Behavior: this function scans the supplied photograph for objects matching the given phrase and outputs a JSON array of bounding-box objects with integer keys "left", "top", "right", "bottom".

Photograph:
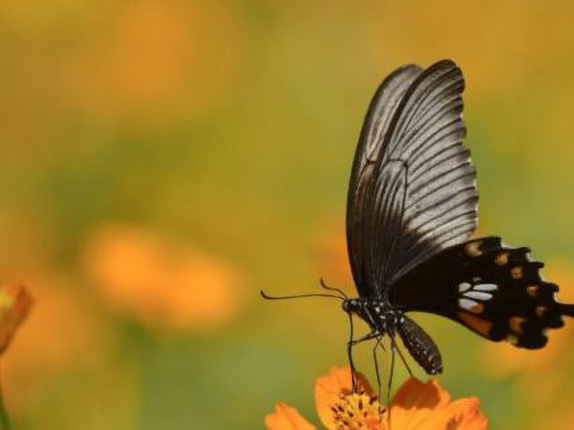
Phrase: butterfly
[{"left": 263, "top": 59, "right": 574, "bottom": 382}]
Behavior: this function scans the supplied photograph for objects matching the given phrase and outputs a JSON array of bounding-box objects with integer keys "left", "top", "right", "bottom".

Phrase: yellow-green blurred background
[{"left": 2, "top": 1, "right": 574, "bottom": 428}]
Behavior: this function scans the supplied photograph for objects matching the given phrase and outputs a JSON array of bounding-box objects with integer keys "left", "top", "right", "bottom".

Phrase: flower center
[{"left": 331, "top": 390, "right": 385, "bottom": 430}]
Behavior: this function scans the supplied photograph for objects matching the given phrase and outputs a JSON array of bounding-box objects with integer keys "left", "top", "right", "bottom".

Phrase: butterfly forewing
[
  {"left": 347, "top": 64, "right": 422, "bottom": 297},
  {"left": 346, "top": 60, "right": 478, "bottom": 300}
]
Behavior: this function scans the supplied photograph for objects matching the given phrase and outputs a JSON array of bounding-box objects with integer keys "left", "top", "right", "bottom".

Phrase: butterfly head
[{"left": 342, "top": 298, "right": 363, "bottom": 314}]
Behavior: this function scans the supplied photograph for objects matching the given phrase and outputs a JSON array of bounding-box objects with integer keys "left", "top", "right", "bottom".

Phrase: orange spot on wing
[
  {"left": 509, "top": 316, "right": 526, "bottom": 335},
  {"left": 495, "top": 252, "right": 509, "bottom": 265},
  {"left": 458, "top": 312, "right": 493, "bottom": 338},
  {"left": 511, "top": 266, "right": 524, "bottom": 279},
  {"left": 527, "top": 285, "right": 539, "bottom": 297},
  {"left": 465, "top": 241, "right": 482, "bottom": 257},
  {"left": 470, "top": 302, "right": 484, "bottom": 314}
]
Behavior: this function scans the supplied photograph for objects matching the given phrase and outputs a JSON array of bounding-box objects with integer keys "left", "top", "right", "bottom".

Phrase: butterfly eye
[{"left": 343, "top": 300, "right": 360, "bottom": 313}]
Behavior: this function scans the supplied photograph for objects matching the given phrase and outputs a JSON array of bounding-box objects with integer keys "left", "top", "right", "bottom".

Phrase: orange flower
[
  {"left": 265, "top": 366, "right": 487, "bottom": 430},
  {"left": 2, "top": 273, "right": 107, "bottom": 412}
]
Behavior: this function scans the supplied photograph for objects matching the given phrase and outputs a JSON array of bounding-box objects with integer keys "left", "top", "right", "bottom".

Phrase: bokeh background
[{"left": 2, "top": 1, "right": 574, "bottom": 429}]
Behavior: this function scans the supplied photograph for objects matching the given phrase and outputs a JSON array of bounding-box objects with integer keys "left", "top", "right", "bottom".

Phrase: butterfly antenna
[
  {"left": 319, "top": 277, "right": 348, "bottom": 299},
  {"left": 260, "top": 290, "right": 344, "bottom": 301}
]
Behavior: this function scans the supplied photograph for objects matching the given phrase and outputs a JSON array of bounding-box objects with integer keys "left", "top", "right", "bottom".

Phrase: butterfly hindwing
[{"left": 389, "top": 237, "right": 574, "bottom": 349}]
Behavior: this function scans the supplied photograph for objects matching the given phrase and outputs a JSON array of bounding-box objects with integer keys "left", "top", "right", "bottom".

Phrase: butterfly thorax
[{"left": 342, "top": 298, "right": 401, "bottom": 334}]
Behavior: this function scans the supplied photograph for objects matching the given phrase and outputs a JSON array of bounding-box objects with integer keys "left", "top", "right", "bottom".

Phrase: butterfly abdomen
[{"left": 396, "top": 314, "right": 442, "bottom": 375}]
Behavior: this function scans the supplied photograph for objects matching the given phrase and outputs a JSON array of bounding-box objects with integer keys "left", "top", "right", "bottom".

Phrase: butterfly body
[
  {"left": 262, "top": 59, "right": 574, "bottom": 379},
  {"left": 342, "top": 298, "right": 397, "bottom": 333},
  {"left": 342, "top": 59, "right": 574, "bottom": 376},
  {"left": 343, "top": 297, "right": 442, "bottom": 374}
]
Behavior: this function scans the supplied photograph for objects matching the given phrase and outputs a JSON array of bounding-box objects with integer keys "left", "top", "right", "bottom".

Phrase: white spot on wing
[
  {"left": 473, "top": 283, "right": 498, "bottom": 291},
  {"left": 464, "top": 291, "right": 493, "bottom": 301},
  {"left": 458, "top": 282, "right": 472, "bottom": 293},
  {"left": 459, "top": 298, "right": 478, "bottom": 311}
]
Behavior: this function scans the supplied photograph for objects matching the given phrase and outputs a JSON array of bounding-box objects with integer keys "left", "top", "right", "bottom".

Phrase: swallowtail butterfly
[{"left": 263, "top": 59, "right": 574, "bottom": 379}]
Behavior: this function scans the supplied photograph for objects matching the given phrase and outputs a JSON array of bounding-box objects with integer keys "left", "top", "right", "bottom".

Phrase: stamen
[{"left": 331, "top": 390, "right": 384, "bottom": 430}]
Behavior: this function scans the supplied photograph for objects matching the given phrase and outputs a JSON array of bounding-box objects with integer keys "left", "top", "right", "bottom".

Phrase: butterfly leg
[
  {"left": 385, "top": 334, "right": 398, "bottom": 426},
  {"left": 347, "top": 328, "right": 381, "bottom": 392},
  {"left": 394, "top": 341, "right": 414, "bottom": 377},
  {"left": 372, "top": 335, "right": 384, "bottom": 410},
  {"left": 346, "top": 311, "right": 357, "bottom": 390}
]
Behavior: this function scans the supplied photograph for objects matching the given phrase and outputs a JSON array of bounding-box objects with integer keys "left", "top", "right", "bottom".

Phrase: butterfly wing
[
  {"left": 347, "top": 60, "right": 478, "bottom": 298},
  {"left": 347, "top": 63, "right": 422, "bottom": 297},
  {"left": 389, "top": 237, "right": 574, "bottom": 349}
]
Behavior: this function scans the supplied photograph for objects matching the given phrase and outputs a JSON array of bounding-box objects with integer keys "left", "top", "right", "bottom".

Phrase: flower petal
[
  {"left": 265, "top": 403, "right": 317, "bottom": 430},
  {"left": 392, "top": 378, "right": 451, "bottom": 410},
  {"left": 315, "top": 366, "right": 373, "bottom": 430},
  {"left": 389, "top": 378, "right": 447, "bottom": 429},
  {"left": 388, "top": 378, "right": 487, "bottom": 430},
  {"left": 442, "top": 398, "right": 488, "bottom": 430}
]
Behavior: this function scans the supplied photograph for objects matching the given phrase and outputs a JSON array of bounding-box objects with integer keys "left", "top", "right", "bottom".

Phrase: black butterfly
[{"left": 263, "top": 59, "right": 574, "bottom": 381}]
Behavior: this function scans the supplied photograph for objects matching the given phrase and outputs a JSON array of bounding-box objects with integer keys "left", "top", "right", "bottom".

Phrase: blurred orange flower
[
  {"left": 0, "top": 284, "right": 33, "bottom": 355},
  {"left": 265, "top": 366, "right": 487, "bottom": 430},
  {"left": 84, "top": 223, "right": 244, "bottom": 333},
  {"left": 3, "top": 273, "right": 107, "bottom": 411},
  {"left": 64, "top": 0, "right": 244, "bottom": 124}
]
